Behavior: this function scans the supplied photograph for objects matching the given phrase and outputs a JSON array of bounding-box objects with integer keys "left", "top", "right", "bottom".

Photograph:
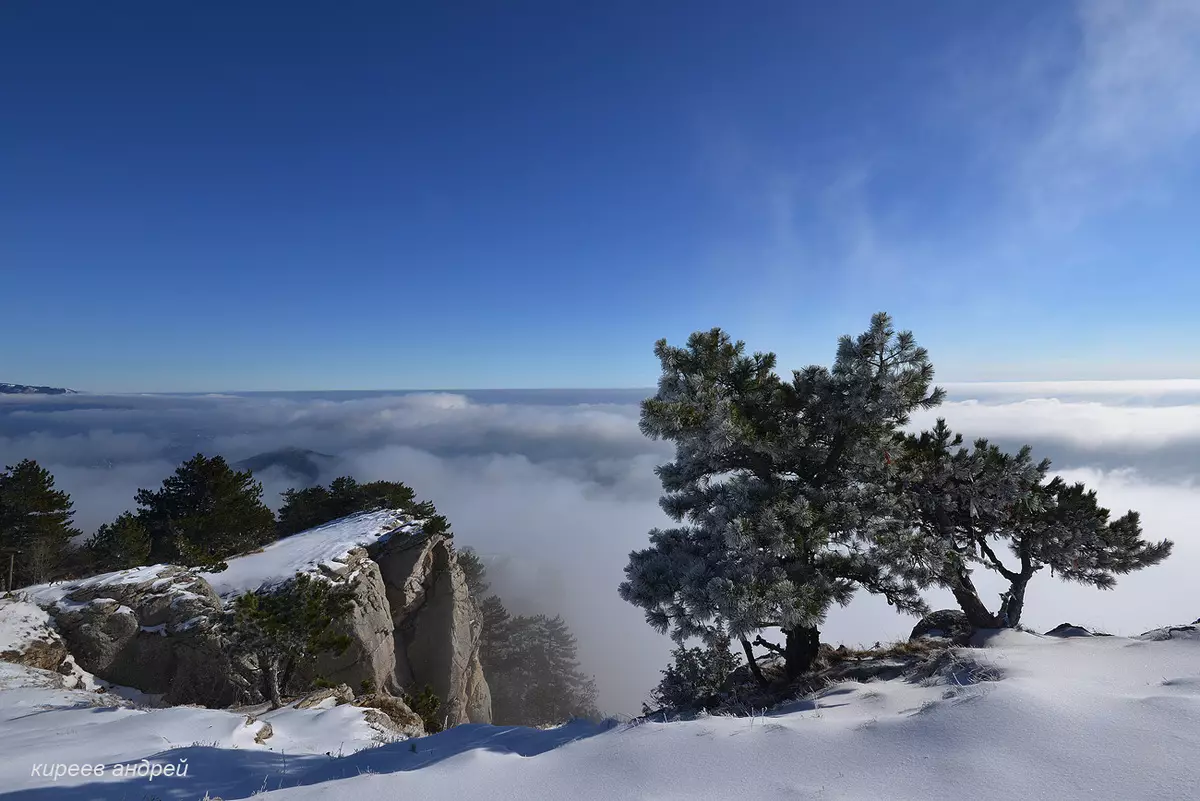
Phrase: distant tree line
[
  {"left": 621, "top": 312, "right": 1173, "bottom": 694},
  {"left": 459, "top": 548, "right": 601, "bottom": 725},
  {"left": 0, "top": 455, "right": 447, "bottom": 589}
]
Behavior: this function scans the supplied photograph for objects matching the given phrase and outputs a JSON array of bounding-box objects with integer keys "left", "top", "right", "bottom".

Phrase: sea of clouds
[{"left": 2, "top": 381, "right": 1198, "bottom": 714}]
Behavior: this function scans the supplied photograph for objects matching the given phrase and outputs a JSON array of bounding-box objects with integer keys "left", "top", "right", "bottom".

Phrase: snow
[
  {"left": 200, "top": 509, "right": 421, "bottom": 599},
  {"left": 0, "top": 598, "right": 57, "bottom": 655},
  {"left": 18, "top": 510, "right": 422, "bottom": 614},
  {"left": 5, "top": 627, "right": 1200, "bottom": 800},
  {"left": 22, "top": 563, "right": 201, "bottom": 608}
]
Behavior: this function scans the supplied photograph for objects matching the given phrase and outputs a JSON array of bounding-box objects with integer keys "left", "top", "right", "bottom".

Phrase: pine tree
[
  {"left": 0, "top": 459, "right": 80, "bottom": 588},
  {"left": 457, "top": 547, "right": 489, "bottom": 598},
  {"left": 886, "top": 419, "right": 1173, "bottom": 628},
  {"left": 225, "top": 572, "right": 354, "bottom": 708},
  {"left": 136, "top": 454, "right": 276, "bottom": 571},
  {"left": 479, "top": 594, "right": 515, "bottom": 670},
  {"left": 85, "top": 512, "right": 152, "bottom": 572},
  {"left": 499, "top": 614, "right": 599, "bottom": 725},
  {"left": 620, "top": 314, "right": 941, "bottom": 680},
  {"left": 277, "top": 475, "right": 448, "bottom": 537}
]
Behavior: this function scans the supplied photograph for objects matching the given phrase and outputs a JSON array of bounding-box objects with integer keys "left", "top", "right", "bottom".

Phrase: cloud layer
[{"left": 2, "top": 382, "right": 1197, "bottom": 713}]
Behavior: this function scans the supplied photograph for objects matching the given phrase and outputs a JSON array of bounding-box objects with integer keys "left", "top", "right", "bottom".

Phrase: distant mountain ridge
[
  {"left": 235, "top": 447, "right": 335, "bottom": 484},
  {"left": 0, "top": 383, "right": 78, "bottom": 395}
]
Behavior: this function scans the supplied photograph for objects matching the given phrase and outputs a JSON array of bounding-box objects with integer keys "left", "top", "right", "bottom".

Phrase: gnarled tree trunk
[{"left": 782, "top": 626, "right": 820, "bottom": 680}]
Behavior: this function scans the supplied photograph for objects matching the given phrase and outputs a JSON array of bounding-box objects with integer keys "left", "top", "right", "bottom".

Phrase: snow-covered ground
[{"left": 3, "top": 625, "right": 1199, "bottom": 800}]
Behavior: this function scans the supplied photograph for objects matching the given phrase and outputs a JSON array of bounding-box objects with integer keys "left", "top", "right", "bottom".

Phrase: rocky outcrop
[
  {"left": 35, "top": 566, "right": 241, "bottom": 706},
  {"left": 306, "top": 547, "right": 400, "bottom": 696},
  {"left": 356, "top": 692, "right": 426, "bottom": 739},
  {"left": 293, "top": 683, "right": 355, "bottom": 709},
  {"left": 369, "top": 532, "right": 492, "bottom": 725},
  {"left": 910, "top": 609, "right": 974, "bottom": 645},
  {"left": 25, "top": 512, "right": 493, "bottom": 725}
]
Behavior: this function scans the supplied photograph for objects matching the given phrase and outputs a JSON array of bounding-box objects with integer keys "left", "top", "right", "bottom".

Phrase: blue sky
[{"left": 2, "top": 1, "right": 1198, "bottom": 392}]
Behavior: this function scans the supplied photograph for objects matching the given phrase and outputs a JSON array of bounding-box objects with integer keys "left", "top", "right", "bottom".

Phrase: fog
[{"left": 2, "top": 381, "right": 1198, "bottom": 714}]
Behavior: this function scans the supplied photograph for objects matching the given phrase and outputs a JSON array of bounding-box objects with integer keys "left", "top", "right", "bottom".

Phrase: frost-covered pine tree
[
  {"left": 885, "top": 419, "right": 1173, "bottom": 628},
  {"left": 620, "top": 314, "right": 943, "bottom": 681}
]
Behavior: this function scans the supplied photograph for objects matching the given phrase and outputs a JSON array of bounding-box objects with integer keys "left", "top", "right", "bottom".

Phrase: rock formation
[
  {"left": 370, "top": 532, "right": 492, "bottom": 726},
  {"left": 20, "top": 511, "right": 492, "bottom": 723}
]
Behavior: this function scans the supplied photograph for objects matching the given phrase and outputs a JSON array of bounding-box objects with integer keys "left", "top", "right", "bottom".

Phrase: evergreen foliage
[
  {"left": 457, "top": 547, "right": 489, "bottom": 598},
  {"left": 484, "top": 611, "right": 600, "bottom": 725},
  {"left": 0, "top": 459, "right": 80, "bottom": 588},
  {"left": 135, "top": 453, "right": 276, "bottom": 571},
  {"left": 620, "top": 314, "right": 941, "bottom": 679},
  {"left": 472, "top": 557, "right": 598, "bottom": 725},
  {"left": 885, "top": 419, "right": 1174, "bottom": 628},
  {"left": 225, "top": 572, "right": 354, "bottom": 708},
  {"left": 621, "top": 313, "right": 1175, "bottom": 661},
  {"left": 646, "top": 642, "right": 742, "bottom": 714},
  {"left": 84, "top": 512, "right": 151, "bottom": 572},
  {"left": 276, "top": 476, "right": 448, "bottom": 538},
  {"left": 402, "top": 684, "right": 445, "bottom": 733}
]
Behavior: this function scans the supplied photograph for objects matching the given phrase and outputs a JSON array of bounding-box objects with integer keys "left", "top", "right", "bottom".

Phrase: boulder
[
  {"left": 910, "top": 609, "right": 973, "bottom": 646},
  {"left": 1044, "top": 623, "right": 1096, "bottom": 638},
  {"left": 355, "top": 692, "right": 426, "bottom": 738},
  {"left": 369, "top": 533, "right": 492, "bottom": 725},
  {"left": 34, "top": 566, "right": 242, "bottom": 706}
]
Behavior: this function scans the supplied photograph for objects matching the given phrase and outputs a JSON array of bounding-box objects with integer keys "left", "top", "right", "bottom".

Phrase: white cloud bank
[{"left": 2, "top": 380, "right": 1197, "bottom": 714}]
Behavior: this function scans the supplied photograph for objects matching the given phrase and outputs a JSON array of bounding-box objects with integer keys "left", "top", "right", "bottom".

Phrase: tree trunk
[
  {"left": 739, "top": 637, "right": 767, "bottom": 687},
  {"left": 782, "top": 626, "right": 820, "bottom": 680},
  {"left": 949, "top": 568, "right": 1002, "bottom": 629},
  {"left": 260, "top": 652, "right": 282, "bottom": 709},
  {"left": 999, "top": 577, "right": 1029, "bottom": 628}
]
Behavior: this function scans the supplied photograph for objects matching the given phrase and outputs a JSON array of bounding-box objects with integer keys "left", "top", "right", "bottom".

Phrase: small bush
[
  {"left": 403, "top": 684, "right": 444, "bottom": 733},
  {"left": 647, "top": 643, "right": 741, "bottom": 713}
]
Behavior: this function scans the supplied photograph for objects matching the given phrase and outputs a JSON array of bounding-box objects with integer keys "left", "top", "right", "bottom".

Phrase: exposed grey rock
[
  {"left": 293, "top": 683, "right": 355, "bottom": 709},
  {"left": 253, "top": 721, "right": 274, "bottom": 744},
  {"left": 42, "top": 566, "right": 241, "bottom": 706},
  {"left": 30, "top": 514, "right": 494, "bottom": 726},
  {"left": 306, "top": 547, "right": 400, "bottom": 696},
  {"left": 355, "top": 692, "right": 426, "bottom": 738},
  {"left": 369, "top": 532, "right": 492, "bottom": 725},
  {"left": 910, "top": 609, "right": 973, "bottom": 646}
]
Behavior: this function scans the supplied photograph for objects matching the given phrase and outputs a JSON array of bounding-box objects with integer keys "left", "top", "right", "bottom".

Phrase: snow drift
[{"left": 3, "top": 623, "right": 1199, "bottom": 800}]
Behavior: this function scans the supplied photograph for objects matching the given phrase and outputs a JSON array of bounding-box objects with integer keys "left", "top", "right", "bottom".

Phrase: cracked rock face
[
  {"left": 307, "top": 547, "right": 400, "bottom": 697},
  {"left": 370, "top": 533, "right": 492, "bottom": 725},
  {"left": 27, "top": 521, "right": 492, "bottom": 724},
  {"left": 44, "top": 566, "right": 239, "bottom": 706}
]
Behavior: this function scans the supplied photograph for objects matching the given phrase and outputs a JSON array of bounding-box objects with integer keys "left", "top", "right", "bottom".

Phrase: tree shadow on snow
[{"left": 1, "top": 719, "right": 616, "bottom": 801}]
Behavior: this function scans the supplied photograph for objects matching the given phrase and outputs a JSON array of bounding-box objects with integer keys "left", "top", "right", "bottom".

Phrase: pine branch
[
  {"left": 752, "top": 635, "right": 785, "bottom": 656},
  {"left": 976, "top": 537, "right": 1020, "bottom": 582}
]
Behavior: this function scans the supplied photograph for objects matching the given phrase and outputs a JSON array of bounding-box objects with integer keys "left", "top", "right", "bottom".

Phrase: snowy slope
[
  {"left": 200, "top": 509, "right": 421, "bottom": 598},
  {"left": 4, "top": 627, "right": 1200, "bottom": 800},
  {"left": 0, "top": 599, "right": 56, "bottom": 655},
  {"left": 20, "top": 509, "right": 421, "bottom": 609}
]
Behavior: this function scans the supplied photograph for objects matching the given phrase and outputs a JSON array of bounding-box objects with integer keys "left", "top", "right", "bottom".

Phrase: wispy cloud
[{"left": 1018, "top": 0, "right": 1200, "bottom": 226}]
